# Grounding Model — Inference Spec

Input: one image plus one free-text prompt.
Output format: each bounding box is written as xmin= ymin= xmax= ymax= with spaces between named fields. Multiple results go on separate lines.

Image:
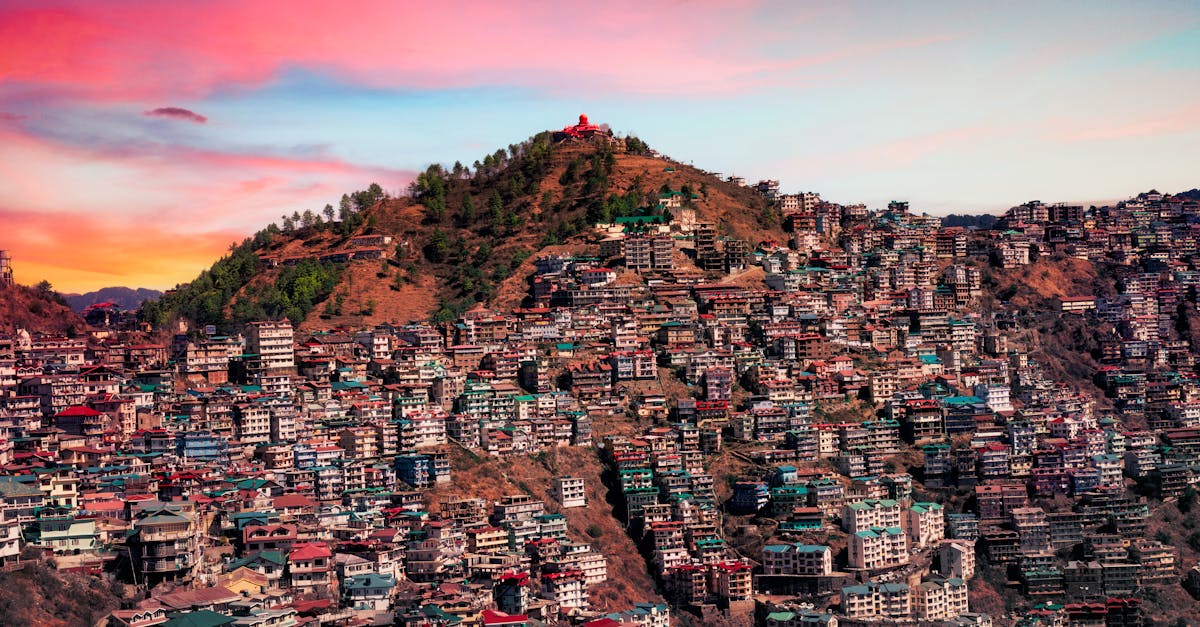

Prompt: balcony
xmin=141 ymin=545 xmax=179 ymax=558
xmin=140 ymin=558 xmax=183 ymax=573
xmin=138 ymin=528 xmax=191 ymax=542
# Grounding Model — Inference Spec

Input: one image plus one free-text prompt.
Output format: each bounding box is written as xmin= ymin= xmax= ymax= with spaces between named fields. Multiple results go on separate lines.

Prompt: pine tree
xmin=459 ymin=195 xmax=476 ymax=226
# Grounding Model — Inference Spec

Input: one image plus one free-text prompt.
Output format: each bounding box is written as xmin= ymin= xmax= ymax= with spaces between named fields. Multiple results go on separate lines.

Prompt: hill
xmin=0 ymin=281 xmax=87 ymax=335
xmin=1176 ymin=188 xmax=1200 ymax=201
xmin=64 ymin=286 xmax=162 ymax=312
xmin=144 ymin=124 xmax=784 ymax=333
xmin=0 ymin=560 xmax=133 ymax=627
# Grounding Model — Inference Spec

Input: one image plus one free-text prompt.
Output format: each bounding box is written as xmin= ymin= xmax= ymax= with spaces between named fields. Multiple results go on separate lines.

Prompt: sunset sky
xmin=1 ymin=1 xmax=1198 ymax=293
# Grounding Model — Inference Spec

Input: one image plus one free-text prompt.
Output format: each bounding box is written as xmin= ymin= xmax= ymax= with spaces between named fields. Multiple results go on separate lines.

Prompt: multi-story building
xmin=553 ymin=476 xmax=586 ymax=508
xmin=246 ymin=320 xmax=295 ymax=375
xmin=760 ymin=543 xmax=832 ymax=576
xmin=847 ymin=526 xmax=908 ymax=571
xmin=905 ymin=501 xmax=945 ymax=548
xmin=128 ymin=506 xmax=198 ymax=585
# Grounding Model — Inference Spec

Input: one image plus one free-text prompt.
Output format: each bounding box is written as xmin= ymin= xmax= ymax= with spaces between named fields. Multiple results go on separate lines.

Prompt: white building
xmin=905 ymin=502 xmax=945 ymax=549
xmin=842 ymin=499 xmax=902 ymax=534
xmin=913 ymin=576 xmax=969 ymax=620
xmin=761 ymin=543 xmax=832 ymax=576
xmin=246 ymin=320 xmax=296 ymax=372
xmin=848 ymin=527 xmax=908 ymax=571
xmin=553 ymin=476 xmax=586 ymax=508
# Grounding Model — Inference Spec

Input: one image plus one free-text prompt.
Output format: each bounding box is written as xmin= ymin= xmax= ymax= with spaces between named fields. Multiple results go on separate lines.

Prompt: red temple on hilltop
xmin=553 ymin=113 xmax=603 ymax=141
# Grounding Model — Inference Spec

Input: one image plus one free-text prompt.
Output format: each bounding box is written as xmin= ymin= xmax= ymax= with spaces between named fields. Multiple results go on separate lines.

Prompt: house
xmin=342 ymin=572 xmax=396 ymax=611
xmin=288 ymin=543 xmax=335 ymax=594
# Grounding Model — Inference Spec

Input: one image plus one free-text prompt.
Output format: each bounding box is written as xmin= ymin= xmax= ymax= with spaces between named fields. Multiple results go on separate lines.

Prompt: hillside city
xmin=3 ymin=125 xmax=1200 ymax=627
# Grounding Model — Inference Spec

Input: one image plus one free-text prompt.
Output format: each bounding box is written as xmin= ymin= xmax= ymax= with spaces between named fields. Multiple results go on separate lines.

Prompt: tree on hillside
xmin=459 ymin=195 xmax=476 ymax=227
xmin=322 ymin=203 xmax=335 ymax=222
xmin=424 ymin=229 xmax=450 ymax=263
xmin=488 ymin=191 xmax=505 ymax=233
xmin=625 ymin=135 xmax=649 ymax=154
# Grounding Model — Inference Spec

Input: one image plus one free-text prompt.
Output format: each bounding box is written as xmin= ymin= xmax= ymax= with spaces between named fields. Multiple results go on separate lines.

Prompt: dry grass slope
xmin=0 ymin=282 xmax=87 ymax=334
xmin=428 ymin=445 xmax=665 ymax=612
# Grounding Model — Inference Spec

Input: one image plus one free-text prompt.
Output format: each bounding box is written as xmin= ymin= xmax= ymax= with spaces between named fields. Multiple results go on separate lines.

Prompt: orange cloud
xmin=1 ymin=209 xmax=243 ymax=293
xmin=0 ymin=122 xmax=411 ymax=292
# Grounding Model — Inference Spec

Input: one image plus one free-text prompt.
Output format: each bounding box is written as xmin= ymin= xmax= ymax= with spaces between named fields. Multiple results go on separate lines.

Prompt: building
xmin=761 ymin=543 xmax=832 ymax=576
xmin=847 ymin=526 xmax=908 ymax=571
xmin=905 ymin=501 xmax=945 ymax=548
xmin=128 ymin=507 xmax=198 ymax=585
xmin=842 ymin=582 xmax=910 ymax=620
xmin=912 ymin=576 xmax=969 ymax=621
xmin=553 ymin=476 xmax=586 ymax=509
xmin=246 ymin=320 xmax=296 ymax=374
xmin=939 ymin=539 xmax=976 ymax=580
xmin=0 ymin=250 xmax=11 ymax=285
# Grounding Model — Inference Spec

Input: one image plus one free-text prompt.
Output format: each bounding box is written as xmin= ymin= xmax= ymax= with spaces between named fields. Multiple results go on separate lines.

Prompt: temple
xmin=553 ymin=113 xmax=603 ymax=141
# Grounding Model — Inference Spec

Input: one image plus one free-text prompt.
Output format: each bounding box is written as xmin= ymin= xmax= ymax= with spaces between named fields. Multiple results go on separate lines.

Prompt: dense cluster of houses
xmin=3 ymin=187 xmax=1200 ymax=626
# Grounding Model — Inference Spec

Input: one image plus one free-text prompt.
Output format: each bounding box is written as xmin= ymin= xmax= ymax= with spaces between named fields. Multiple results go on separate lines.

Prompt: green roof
xmin=163 ymin=610 xmax=236 ymax=627
xmin=226 ymin=550 xmax=286 ymax=570
xmin=0 ymin=477 xmax=43 ymax=498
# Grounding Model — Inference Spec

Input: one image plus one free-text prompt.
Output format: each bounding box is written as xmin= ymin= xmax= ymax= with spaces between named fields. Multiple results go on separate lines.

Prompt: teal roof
xmin=226 ymin=550 xmax=286 ymax=571
xmin=163 ymin=611 xmax=236 ymax=627
xmin=345 ymin=573 xmax=396 ymax=590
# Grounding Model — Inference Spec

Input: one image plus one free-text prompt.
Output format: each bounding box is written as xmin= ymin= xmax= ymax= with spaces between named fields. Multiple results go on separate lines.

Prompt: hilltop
xmin=144 ymin=121 xmax=783 ymax=333
xmin=0 ymin=280 xmax=87 ymax=335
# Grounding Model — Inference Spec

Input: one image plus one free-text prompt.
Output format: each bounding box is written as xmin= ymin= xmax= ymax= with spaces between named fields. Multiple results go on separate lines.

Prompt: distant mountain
xmin=64 ymin=287 xmax=163 ymax=312
xmin=1176 ymin=188 xmax=1200 ymax=201
xmin=940 ymin=213 xmax=998 ymax=229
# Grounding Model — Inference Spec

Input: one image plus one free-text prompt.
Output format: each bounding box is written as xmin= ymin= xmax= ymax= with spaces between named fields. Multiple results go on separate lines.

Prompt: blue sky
xmin=1 ymin=1 xmax=1198 ymax=290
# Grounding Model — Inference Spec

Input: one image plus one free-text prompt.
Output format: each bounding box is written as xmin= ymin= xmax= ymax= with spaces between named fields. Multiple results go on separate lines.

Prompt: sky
xmin=1 ymin=1 xmax=1198 ymax=293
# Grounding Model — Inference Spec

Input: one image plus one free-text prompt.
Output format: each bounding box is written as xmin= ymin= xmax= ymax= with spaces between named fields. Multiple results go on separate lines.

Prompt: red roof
xmin=289 ymin=542 xmax=332 ymax=561
xmin=482 ymin=610 xmax=530 ymax=626
xmin=56 ymin=405 xmax=104 ymax=417
xmin=273 ymin=494 xmax=316 ymax=509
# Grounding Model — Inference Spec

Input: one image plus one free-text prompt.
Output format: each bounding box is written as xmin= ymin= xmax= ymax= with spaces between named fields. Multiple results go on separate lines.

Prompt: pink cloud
xmin=145 ymin=106 xmax=207 ymax=123
xmin=0 ymin=123 xmax=414 ymax=291
xmin=1055 ymin=103 xmax=1200 ymax=142
xmin=0 ymin=1 xmax=949 ymax=99
xmin=783 ymin=125 xmax=998 ymax=175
